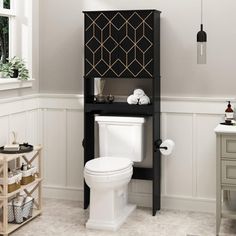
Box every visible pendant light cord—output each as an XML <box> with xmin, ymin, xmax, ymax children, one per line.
<box><xmin>201</xmin><ymin>0</ymin><xmax>203</xmax><ymax>25</ymax></box>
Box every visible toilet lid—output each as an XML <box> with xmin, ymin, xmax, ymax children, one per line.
<box><xmin>85</xmin><ymin>157</ymin><xmax>133</xmax><ymax>173</ymax></box>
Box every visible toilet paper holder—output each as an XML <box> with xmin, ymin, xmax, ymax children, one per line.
<box><xmin>154</xmin><ymin>139</ymin><xmax>167</xmax><ymax>152</ymax></box>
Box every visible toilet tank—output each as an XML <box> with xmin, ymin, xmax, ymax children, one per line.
<box><xmin>95</xmin><ymin>116</ymin><xmax>146</xmax><ymax>162</ymax></box>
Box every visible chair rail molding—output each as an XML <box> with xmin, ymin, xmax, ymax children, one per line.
<box><xmin>0</xmin><ymin>93</ymin><xmax>230</xmax><ymax>213</ymax></box>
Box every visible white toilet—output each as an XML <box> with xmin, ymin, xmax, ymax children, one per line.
<box><xmin>84</xmin><ymin>116</ymin><xmax>146</xmax><ymax>231</ymax></box>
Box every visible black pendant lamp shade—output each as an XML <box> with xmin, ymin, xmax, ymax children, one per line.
<box><xmin>197</xmin><ymin>0</ymin><xmax>207</xmax><ymax>64</ymax></box>
<box><xmin>197</xmin><ymin>24</ymin><xmax>207</xmax><ymax>42</ymax></box>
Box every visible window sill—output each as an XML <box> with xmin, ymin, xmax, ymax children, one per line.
<box><xmin>0</xmin><ymin>78</ymin><xmax>34</xmax><ymax>91</ymax></box>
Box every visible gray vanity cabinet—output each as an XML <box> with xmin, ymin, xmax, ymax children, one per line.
<box><xmin>215</xmin><ymin>125</ymin><xmax>236</xmax><ymax>235</ymax></box>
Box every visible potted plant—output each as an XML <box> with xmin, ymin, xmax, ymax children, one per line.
<box><xmin>0</xmin><ymin>57</ymin><xmax>29</xmax><ymax>80</ymax></box>
<box><xmin>0</xmin><ymin>61</ymin><xmax>12</xmax><ymax>78</ymax></box>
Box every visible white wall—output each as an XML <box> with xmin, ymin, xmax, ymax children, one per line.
<box><xmin>0</xmin><ymin>94</ymin><xmax>228</xmax><ymax>212</ymax></box>
<box><xmin>39</xmin><ymin>0</ymin><xmax>83</xmax><ymax>94</ymax></box>
<box><xmin>0</xmin><ymin>0</ymin><xmax>39</xmax><ymax>98</ymax></box>
<box><xmin>39</xmin><ymin>0</ymin><xmax>236</xmax><ymax>97</ymax></box>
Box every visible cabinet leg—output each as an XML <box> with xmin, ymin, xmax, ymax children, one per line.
<box><xmin>216</xmin><ymin>189</ymin><xmax>221</xmax><ymax>235</ymax></box>
<box><xmin>153</xmin><ymin>111</ymin><xmax>161</xmax><ymax>216</ymax></box>
<box><xmin>83</xmin><ymin>112</ymin><xmax>94</xmax><ymax>209</ymax></box>
<box><xmin>3</xmin><ymin>199</ymin><xmax>8</xmax><ymax>234</ymax></box>
<box><xmin>84</xmin><ymin>182</ymin><xmax>90</xmax><ymax>209</ymax></box>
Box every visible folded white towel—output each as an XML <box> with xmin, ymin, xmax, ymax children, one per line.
<box><xmin>138</xmin><ymin>95</ymin><xmax>150</xmax><ymax>105</ymax></box>
<box><xmin>133</xmin><ymin>89</ymin><xmax>145</xmax><ymax>99</ymax></box>
<box><xmin>127</xmin><ymin>95</ymin><xmax>139</xmax><ymax>105</ymax></box>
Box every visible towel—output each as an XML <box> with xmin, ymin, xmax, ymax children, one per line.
<box><xmin>133</xmin><ymin>89</ymin><xmax>145</xmax><ymax>99</ymax></box>
<box><xmin>138</xmin><ymin>95</ymin><xmax>150</xmax><ymax>105</ymax></box>
<box><xmin>127</xmin><ymin>95</ymin><xmax>139</xmax><ymax>105</ymax></box>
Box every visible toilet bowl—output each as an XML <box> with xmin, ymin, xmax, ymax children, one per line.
<box><xmin>84</xmin><ymin>157</ymin><xmax>135</xmax><ymax>231</ymax></box>
<box><xmin>84</xmin><ymin>116</ymin><xmax>146</xmax><ymax>231</ymax></box>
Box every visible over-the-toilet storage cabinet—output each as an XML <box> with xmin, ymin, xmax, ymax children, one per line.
<box><xmin>83</xmin><ymin>10</ymin><xmax>161</xmax><ymax>215</ymax></box>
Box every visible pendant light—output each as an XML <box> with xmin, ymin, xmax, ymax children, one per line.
<box><xmin>197</xmin><ymin>0</ymin><xmax>207</xmax><ymax>64</ymax></box>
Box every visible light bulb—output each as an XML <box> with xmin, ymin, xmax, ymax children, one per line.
<box><xmin>197</xmin><ymin>42</ymin><xmax>206</xmax><ymax>64</ymax></box>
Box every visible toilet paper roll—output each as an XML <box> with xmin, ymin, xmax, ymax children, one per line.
<box><xmin>160</xmin><ymin>139</ymin><xmax>175</xmax><ymax>156</ymax></box>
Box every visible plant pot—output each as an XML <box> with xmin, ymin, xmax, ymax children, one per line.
<box><xmin>0</xmin><ymin>71</ymin><xmax>8</xmax><ymax>78</ymax></box>
<box><xmin>11</xmin><ymin>69</ymin><xmax>18</xmax><ymax>78</ymax></box>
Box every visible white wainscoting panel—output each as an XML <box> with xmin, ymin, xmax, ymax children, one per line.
<box><xmin>0</xmin><ymin>94</ymin><xmax>229</xmax><ymax>212</ymax></box>
<box><xmin>9</xmin><ymin>112</ymin><xmax>27</xmax><ymax>144</ymax></box>
<box><xmin>195</xmin><ymin>114</ymin><xmax>221</xmax><ymax>199</ymax></box>
<box><xmin>25</xmin><ymin>110</ymin><xmax>39</xmax><ymax>145</ymax></box>
<box><xmin>66</xmin><ymin>110</ymin><xmax>84</xmax><ymax>189</ymax></box>
<box><xmin>43</xmin><ymin>109</ymin><xmax>67</xmax><ymax>187</ymax></box>
<box><xmin>165</xmin><ymin>113</ymin><xmax>193</xmax><ymax>197</ymax></box>
<box><xmin>0</xmin><ymin>116</ymin><xmax>9</xmax><ymax>146</ymax></box>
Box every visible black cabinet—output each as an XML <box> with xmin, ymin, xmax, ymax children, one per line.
<box><xmin>83</xmin><ymin>9</ymin><xmax>161</xmax><ymax>216</ymax></box>
<box><xmin>84</xmin><ymin>10</ymin><xmax>159</xmax><ymax>78</ymax></box>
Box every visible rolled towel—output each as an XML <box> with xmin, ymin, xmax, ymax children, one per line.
<box><xmin>133</xmin><ymin>89</ymin><xmax>145</xmax><ymax>99</ymax></box>
<box><xmin>138</xmin><ymin>95</ymin><xmax>150</xmax><ymax>105</ymax></box>
<box><xmin>127</xmin><ymin>94</ymin><xmax>139</xmax><ymax>105</ymax></box>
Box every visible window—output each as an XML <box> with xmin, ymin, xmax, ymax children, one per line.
<box><xmin>0</xmin><ymin>16</ymin><xmax>9</xmax><ymax>63</ymax></box>
<box><xmin>0</xmin><ymin>0</ymin><xmax>34</xmax><ymax>90</ymax></box>
<box><xmin>0</xmin><ymin>0</ymin><xmax>10</xmax><ymax>63</ymax></box>
<box><xmin>3</xmin><ymin>0</ymin><xmax>10</xmax><ymax>9</ymax></box>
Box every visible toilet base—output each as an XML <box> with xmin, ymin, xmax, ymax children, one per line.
<box><xmin>86</xmin><ymin>204</ymin><xmax>136</xmax><ymax>231</ymax></box>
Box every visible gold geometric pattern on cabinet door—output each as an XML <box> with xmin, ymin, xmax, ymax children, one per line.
<box><xmin>84</xmin><ymin>11</ymin><xmax>154</xmax><ymax>78</ymax></box>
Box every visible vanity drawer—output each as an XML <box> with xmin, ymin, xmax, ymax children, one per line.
<box><xmin>221</xmin><ymin>136</ymin><xmax>236</xmax><ymax>158</ymax></box>
<box><xmin>222</xmin><ymin>160</ymin><xmax>236</xmax><ymax>185</ymax></box>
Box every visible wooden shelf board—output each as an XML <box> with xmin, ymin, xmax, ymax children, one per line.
<box><xmin>0</xmin><ymin>209</ymin><xmax>42</xmax><ymax>235</ymax></box>
<box><xmin>85</xmin><ymin>102</ymin><xmax>154</xmax><ymax>116</ymax></box>
<box><xmin>0</xmin><ymin>178</ymin><xmax>43</xmax><ymax>199</ymax></box>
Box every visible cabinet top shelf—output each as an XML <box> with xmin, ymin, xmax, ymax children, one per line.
<box><xmin>83</xmin><ymin>9</ymin><xmax>161</xmax><ymax>14</ymax></box>
<box><xmin>0</xmin><ymin>145</ymin><xmax>42</xmax><ymax>161</ymax></box>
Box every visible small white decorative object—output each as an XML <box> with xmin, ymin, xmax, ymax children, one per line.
<box><xmin>133</xmin><ymin>89</ymin><xmax>145</xmax><ymax>99</ymax></box>
<box><xmin>94</xmin><ymin>78</ymin><xmax>106</xmax><ymax>103</ymax></box>
<box><xmin>138</xmin><ymin>95</ymin><xmax>150</xmax><ymax>105</ymax></box>
<box><xmin>11</xmin><ymin>131</ymin><xmax>18</xmax><ymax>144</ymax></box>
<box><xmin>127</xmin><ymin>94</ymin><xmax>139</xmax><ymax>104</ymax></box>
<box><xmin>127</xmin><ymin>88</ymin><xmax>150</xmax><ymax>105</ymax></box>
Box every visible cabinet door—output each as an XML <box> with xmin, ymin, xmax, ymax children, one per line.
<box><xmin>85</xmin><ymin>12</ymin><xmax>118</xmax><ymax>77</ymax></box>
<box><xmin>84</xmin><ymin>11</ymin><xmax>154</xmax><ymax>78</ymax></box>
<box><xmin>118</xmin><ymin>11</ymin><xmax>154</xmax><ymax>78</ymax></box>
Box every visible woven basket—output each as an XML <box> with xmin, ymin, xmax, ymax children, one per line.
<box><xmin>8</xmin><ymin>182</ymin><xmax>21</xmax><ymax>193</ymax></box>
<box><xmin>0</xmin><ymin>173</ymin><xmax>22</xmax><ymax>193</ymax></box>
<box><xmin>21</xmin><ymin>175</ymin><xmax>35</xmax><ymax>185</ymax></box>
<box><xmin>20</xmin><ymin>167</ymin><xmax>37</xmax><ymax>185</ymax></box>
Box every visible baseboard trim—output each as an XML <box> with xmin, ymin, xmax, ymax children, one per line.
<box><xmin>161</xmin><ymin>195</ymin><xmax>215</xmax><ymax>213</ymax></box>
<box><xmin>129</xmin><ymin>192</ymin><xmax>215</xmax><ymax>213</ymax></box>
<box><xmin>43</xmin><ymin>186</ymin><xmax>215</xmax><ymax>213</ymax></box>
<box><xmin>43</xmin><ymin>185</ymin><xmax>83</xmax><ymax>202</ymax></box>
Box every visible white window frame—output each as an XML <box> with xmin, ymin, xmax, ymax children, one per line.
<box><xmin>0</xmin><ymin>0</ymin><xmax>34</xmax><ymax>90</ymax></box>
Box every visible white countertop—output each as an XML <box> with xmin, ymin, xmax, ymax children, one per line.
<box><xmin>215</xmin><ymin>124</ymin><xmax>236</xmax><ymax>134</ymax></box>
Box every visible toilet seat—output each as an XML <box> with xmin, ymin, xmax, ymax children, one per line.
<box><xmin>85</xmin><ymin>157</ymin><xmax>133</xmax><ymax>176</ymax></box>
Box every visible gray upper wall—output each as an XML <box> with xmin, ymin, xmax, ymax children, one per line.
<box><xmin>39</xmin><ymin>0</ymin><xmax>83</xmax><ymax>94</ymax></box>
<box><xmin>39</xmin><ymin>0</ymin><xmax>236</xmax><ymax>97</ymax></box>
